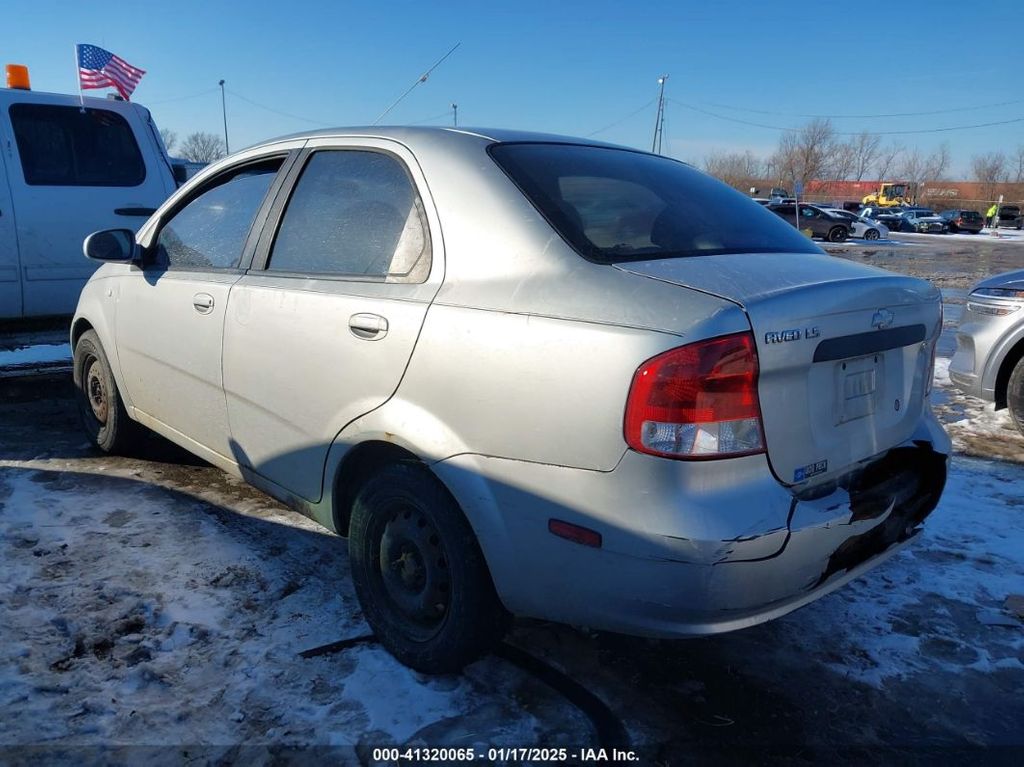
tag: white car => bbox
[823,209,889,241]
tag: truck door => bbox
[0,135,21,317]
[2,98,172,317]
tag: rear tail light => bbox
[624,332,765,459]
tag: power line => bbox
[226,89,335,127]
[146,87,219,106]
[668,99,1024,136]
[409,109,455,125]
[373,42,461,125]
[588,98,658,137]
[696,97,1024,120]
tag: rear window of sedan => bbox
[489,143,819,263]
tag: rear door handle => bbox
[114,207,158,217]
[193,293,215,314]
[349,313,389,340]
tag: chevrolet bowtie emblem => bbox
[871,309,894,329]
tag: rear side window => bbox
[489,143,819,263]
[154,159,282,270]
[9,103,145,187]
[267,150,431,282]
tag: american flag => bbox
[77,44,145,100]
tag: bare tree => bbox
[159,128,178,154]
[874,142,904,180]
[972,151,1009,202]
[845,131,882,181]
[703,150,763,192]
[829,141,856,182]
[179,132,226,164]
[897,146,950,202]
[1014,145,1024,184]
[774,118,838,191]
[924,142,952,182]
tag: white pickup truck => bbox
[1,82,179,318]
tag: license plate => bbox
[836,355,880,424]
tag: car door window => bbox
[267,150,431,283]
[9,103,145,187]
[153,159,283,270]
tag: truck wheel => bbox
[827,226,847,243]
[864,229,880,240]
[349,462,509,673]
[73,330,142,454]
[1008,357,1024,438]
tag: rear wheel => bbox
[827,226,847,243]
[1008,357,1024,438]
[73,330,142,454]
[349,462,509,673]
[864,228,880,240]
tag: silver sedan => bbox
[950,270,1024,435]
[73,128,950,672]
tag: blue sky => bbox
[8,0,1023,176]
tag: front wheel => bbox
[827,226,847,243]
[1007,357,1024,438]
[349,462,509,673]
[864,228,880,240]
[73,330,142,454]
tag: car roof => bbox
[246,126,630,154]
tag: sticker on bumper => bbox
[794,460,828,483]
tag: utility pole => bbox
[452,102,458,127]
[652,75,668,154]
[218,79,229,154]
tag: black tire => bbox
[349,462,509,673]
[1008,356,1024,439]
[827,226,847,243]
[864,228,880,240]
[948,224,959,233]
[73,330,142,454]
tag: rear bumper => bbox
[437,413,950,637]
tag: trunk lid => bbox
[614,252,942,487]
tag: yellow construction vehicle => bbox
[862,182,917,207]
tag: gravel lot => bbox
[1,233,1022,764]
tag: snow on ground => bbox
[0,461,588,753]
[933,357,1024,464]
[0,343,71,369]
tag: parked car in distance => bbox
[898,209,949,234]
[939,209,984,234]
[994,205,1023,230]
[860,206,906,231]
[950,269,1024,436]
[767,202,851,241]
[821,208,889,240]
[73,127,950,673]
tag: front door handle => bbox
[349,313,389,340]
[193,293,215,314]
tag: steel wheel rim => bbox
[375,503,450,641]
[84,357,109,424]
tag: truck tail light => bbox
[624,332,765,459]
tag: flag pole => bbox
[74,44,85,111]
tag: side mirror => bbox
[172,163,189,186]
[84,229,138,262]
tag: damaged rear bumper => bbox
[435,412,950,638]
